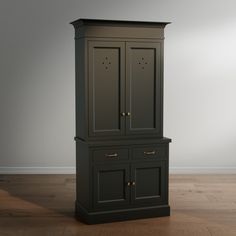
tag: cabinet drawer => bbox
[93,148,129,162]
[132,145,167,160]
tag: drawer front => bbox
[132,145,167,160]
[93,148,129,162]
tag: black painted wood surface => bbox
[72,18,171,224]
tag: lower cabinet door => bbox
[131,161,167,205]
[93,164,130,208]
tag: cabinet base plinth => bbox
[75,201,170,224]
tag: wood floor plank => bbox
[0,174,236,236]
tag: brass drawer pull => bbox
[120,112,126,116]
[131,181,136,186]
[144,151,156,155]
[105,153,118,158]
[127,181,131,186]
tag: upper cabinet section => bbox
[72,19,169,141]
[71,19,170,40]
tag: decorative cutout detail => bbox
[102,57,112,70]
[138,57,148,69]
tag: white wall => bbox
[0,0,236,174]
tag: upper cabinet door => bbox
[126,42,162,136]
[88,41,125,137]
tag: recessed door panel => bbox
[88,41,125,137]
[126,42,162,136]
[93,164,130,208]
[136,167,161,198]
[131,161,167,205]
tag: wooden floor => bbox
[0,175,235,236]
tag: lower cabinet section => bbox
[93,161,167,210]
[75,138,171,224]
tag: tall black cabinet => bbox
[71,19,171,224]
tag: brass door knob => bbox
[121,112,126,116]
[126,112,131,116]
[127,182,131,186]
[132,181,136,186]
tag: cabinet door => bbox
[126,42,162,136]
[88,41,125,137]
[93,164,130,209]
[131,161,167,205]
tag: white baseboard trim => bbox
[0,167,235,174]
[170,167,236,174]
[0,167,76,174]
